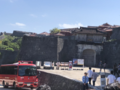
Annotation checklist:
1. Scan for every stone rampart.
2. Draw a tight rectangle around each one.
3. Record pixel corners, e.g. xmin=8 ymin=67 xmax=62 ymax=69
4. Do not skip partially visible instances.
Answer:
xmin=110 ymin=27 xmax=120 ymax=40
xmin=103 ymin=40 xmax=120 ymax=67
xmin=0 ymin=50 xmax=19 ymax=65
xmin=18 ymin=36 xmax=58 ymax=65
xmin=18 ymin=36 xmax=77 ymax=64
xmin=38 ymin=71 xmax=102 ymax=90
xmin=38 ymin=71 xmax=83 ymax=90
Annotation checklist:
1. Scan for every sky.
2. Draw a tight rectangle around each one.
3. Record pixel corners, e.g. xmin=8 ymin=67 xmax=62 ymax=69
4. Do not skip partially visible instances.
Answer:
xmin=0 ymin=0 xmax=120 ymax=33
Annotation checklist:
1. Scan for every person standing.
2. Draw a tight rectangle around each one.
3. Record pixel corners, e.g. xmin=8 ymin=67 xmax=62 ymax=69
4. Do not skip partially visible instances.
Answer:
xmin=82 ymin=72 xmax=89 ymax=90
xmin=92 ymin=70 xmax=98 ymax=86
xmin=118 ymin=63 xmax=120 ymax=77
xmin=87 ymin=67 xmax=93 ymax=85
xmin=116 ymin=75 xmax=120 ymax=83
xmin=103 ymin=62 xmax=106 ymax=72
xmin=113 ymin=63 xmax=118 ymax=76
xmin=99 ymin=61 xmax=102 ymax=72
xmin=107 ymin=71 xmax=116 ymax=85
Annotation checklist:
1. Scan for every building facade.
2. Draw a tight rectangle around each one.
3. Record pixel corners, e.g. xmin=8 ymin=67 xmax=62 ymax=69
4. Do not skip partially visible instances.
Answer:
xmin=72 ymin=27 xmax=105 ymax=66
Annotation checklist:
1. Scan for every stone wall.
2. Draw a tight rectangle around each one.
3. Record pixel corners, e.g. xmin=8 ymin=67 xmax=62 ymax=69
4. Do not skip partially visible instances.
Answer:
xmin=75 ymin=34 xmax=104 ymax=43
xmin=18 ymin=36 xmax=77 ymax=64
xmin=110 ymin=27 xmax=120 ymax=40
xmin=102 ymin=40 xmax=120 ymax=68
xmin=12 ymin=31 xmax=33 ymax=37
xmin=77 ymin=44 xmax=103 ymax=66
xmin=58 ymin=37 xmax=77 ymax=62
xmin=38 ymin=71 xmax=83 ymax=90
xmin=38 ymin=71 xmax=103 ymax=90
xmin=0 ymin=50 xmax=19 ymax=65
xmin=18 ymin=36 xmax=58 ymax=65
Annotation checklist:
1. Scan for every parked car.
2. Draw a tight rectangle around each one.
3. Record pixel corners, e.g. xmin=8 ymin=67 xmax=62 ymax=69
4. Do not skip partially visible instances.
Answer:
xmin=43 ymin=61 xmax=54 ymax=69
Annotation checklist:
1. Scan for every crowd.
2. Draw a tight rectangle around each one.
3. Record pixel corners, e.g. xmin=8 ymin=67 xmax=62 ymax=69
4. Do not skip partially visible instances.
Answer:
xmin=82 ymin=61 xmax=120 ymax=90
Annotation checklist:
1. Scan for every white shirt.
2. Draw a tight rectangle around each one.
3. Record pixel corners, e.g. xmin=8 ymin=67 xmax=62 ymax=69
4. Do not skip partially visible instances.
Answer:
xmin=117 ymin=77 xmax=120 ymax=83
xmin=107 ymin=74 xmax=116 ymax=84
xmin=87 ymin=70 xmax=93 ymax=78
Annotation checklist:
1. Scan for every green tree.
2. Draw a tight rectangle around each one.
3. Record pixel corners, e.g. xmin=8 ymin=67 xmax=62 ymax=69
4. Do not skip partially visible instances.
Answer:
xmin=8 ymin=43 xmax=19 ymax=50
xmin=16 ymin=38 xmax=22 ymax=47
xmin=0 ymin=44 xmax=8 ymax=50
xmin=0 ymin=35 xmax=22 ymax=51
xmin=50 ymin=28 xmax=61 ymax=34
xmin=5 ymin=48 xmax=14 ymax=51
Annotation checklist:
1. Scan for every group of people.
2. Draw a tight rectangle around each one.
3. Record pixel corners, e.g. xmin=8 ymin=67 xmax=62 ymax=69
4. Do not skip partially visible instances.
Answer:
xmin=99 ymin=61 xmax=107 ymax=72
xmin=82 ymin=67 xmax=98 ymax=90
xmin=82 ymin=67 xmax=120 ymax=90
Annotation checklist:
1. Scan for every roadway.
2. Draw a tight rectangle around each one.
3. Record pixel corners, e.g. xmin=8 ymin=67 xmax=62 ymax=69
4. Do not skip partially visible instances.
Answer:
xmin=0 ymin=85 xmax=34 ymax=90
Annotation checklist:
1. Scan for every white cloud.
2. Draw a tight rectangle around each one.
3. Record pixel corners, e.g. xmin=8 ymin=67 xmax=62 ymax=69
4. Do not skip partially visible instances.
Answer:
xmin=30 ymin=14 xmax=37 ymax=18
xmin=59 ymin=23 xmax=83 ymax=28
xmin=10 ymin=22 xmax=26 ymax=27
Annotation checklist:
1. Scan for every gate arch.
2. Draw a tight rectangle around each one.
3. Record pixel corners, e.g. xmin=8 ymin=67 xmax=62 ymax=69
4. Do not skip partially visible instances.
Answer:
xmin=82 ymin=49 xmax=96 ymax=67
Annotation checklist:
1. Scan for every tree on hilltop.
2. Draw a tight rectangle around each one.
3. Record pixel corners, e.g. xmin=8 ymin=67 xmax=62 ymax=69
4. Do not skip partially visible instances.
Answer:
xmin=50 ymin=28 xmax=61 ymax=34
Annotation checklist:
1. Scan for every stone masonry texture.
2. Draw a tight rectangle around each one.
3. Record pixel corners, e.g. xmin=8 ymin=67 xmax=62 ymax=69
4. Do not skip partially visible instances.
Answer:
xmin=38 ymin=71 xmax=84 ymax=90
xmin=0 ymin=50 xmax=19 ymax=65
xmin=102 ymin=40 xmax=120 ymax=68
xmin=18 ymin=36 xmax=77 ymax=65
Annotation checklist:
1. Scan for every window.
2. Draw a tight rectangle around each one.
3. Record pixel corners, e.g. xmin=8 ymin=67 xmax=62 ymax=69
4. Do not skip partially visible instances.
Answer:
xmin=0 ymin=66 xmax=17 ymax=75
xmin=18 ymin=66 xmax=37 ymax=76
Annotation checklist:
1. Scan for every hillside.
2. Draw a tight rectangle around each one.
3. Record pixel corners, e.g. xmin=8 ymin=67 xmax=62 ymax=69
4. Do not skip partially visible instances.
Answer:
xmin=0 ymin=35 xmax=22 ymax=51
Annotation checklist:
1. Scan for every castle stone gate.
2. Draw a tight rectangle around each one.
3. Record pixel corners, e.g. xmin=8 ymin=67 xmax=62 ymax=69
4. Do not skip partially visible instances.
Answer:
xmin=82 ymin=49 xmax=95 ymax=66
xmin=77 ymin=44 xmax=103 ymax=67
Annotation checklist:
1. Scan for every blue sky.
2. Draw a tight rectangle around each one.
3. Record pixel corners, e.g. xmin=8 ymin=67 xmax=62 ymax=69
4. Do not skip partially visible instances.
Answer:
xmin=0 ymin=0 xmax=120 ymax=33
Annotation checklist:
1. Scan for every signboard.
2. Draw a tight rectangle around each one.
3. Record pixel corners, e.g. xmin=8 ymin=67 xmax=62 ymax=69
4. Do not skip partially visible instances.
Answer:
xmin=69 ymin=61 xmax=72 ymax=70
xmin=77 ymin=59 xmax=84 ymax=65
xmin=73 ymin=59 xmax=77 ymax=65
xmin=36 ymin=61 xmax=41 ymax=69
xmin=73 ymin=59 xmax=84 ymax=65
xmin=37 ymin=61 xmax=40 ymax=66
xmin=60 ymin=62 xmax=69 ymax=67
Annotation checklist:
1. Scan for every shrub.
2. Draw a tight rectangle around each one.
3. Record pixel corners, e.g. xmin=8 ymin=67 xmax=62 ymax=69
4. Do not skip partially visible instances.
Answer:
xmin=5 ymin=48 xmax=14 ymax=51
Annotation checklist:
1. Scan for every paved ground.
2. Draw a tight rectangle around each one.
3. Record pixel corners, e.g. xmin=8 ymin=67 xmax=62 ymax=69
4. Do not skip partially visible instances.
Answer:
xmin=39 ymin=67 xmax=111 ymax=86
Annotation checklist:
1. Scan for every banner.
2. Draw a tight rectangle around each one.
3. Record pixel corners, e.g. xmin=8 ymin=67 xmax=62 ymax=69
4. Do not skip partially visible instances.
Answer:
xmin=73 ymin=59 xmax=84 ymax=65
xmin=77 ymin=59 xmax=84 ymax=65
xmin=73 ymin=59 xmax=77 ymax=65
